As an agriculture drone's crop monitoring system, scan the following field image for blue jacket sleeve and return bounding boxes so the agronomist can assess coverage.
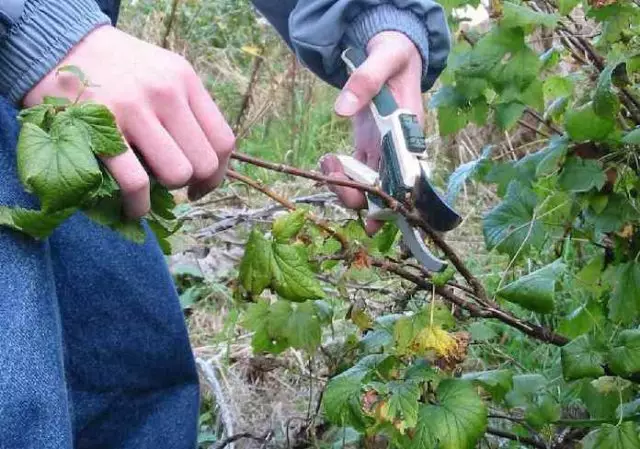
[0,0,110,105]
[251,0,451,92]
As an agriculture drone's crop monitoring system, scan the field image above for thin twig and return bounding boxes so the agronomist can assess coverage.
[230,152,402,213]
[487,426,547,449]
[196,358,237,449]
[226,169,349,248]
[161,0,180,49]
[235,54,264,134]
[213,431,273,449]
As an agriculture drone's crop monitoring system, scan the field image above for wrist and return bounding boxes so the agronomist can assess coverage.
[0,0,110,106]
[345,5,430,90]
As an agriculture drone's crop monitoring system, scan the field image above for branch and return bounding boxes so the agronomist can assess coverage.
[227,169,348,248]
[213,431,273,449]
[230,152,403,213]
[235,54,264,134]
[161,0,180,49]
[486,426,547,449]
[230,154,570,346]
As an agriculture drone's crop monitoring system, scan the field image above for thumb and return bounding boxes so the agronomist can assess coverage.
[334,45,406,117]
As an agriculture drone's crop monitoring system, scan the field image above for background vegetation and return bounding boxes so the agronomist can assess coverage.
[117,1,640,448]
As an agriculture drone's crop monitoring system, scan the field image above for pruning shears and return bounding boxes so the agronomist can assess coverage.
[338,47,462,272]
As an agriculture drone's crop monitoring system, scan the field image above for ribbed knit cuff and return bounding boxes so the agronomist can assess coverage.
[345,4,431,91]
[0,0,110,105]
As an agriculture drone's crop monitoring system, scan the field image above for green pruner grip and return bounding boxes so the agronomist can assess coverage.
[340,46,462,233]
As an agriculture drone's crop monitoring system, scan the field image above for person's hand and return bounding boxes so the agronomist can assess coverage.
[24,25,235,218]
[319,31,423,235]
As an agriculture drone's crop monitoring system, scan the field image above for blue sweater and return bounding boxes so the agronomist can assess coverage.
[0,0,450,105]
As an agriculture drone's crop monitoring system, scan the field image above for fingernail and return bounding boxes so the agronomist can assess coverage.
[334,90,360,116]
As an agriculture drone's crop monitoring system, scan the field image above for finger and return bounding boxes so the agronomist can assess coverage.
[352,109,381,171]
[157,97,219,186]
[186,75,236,199]
[123,110,194,189]
[387,73,425,124]
[100,147,150,219]
[319,154,367,210]
[334,45,409,117]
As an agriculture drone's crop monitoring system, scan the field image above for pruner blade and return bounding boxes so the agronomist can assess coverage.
[335,155,446,272]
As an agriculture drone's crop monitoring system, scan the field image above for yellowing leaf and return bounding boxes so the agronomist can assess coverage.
[241,45,262,57]
[414,326,457,357]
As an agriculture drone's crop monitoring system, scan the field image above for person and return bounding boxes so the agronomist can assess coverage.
[0,0,450,448]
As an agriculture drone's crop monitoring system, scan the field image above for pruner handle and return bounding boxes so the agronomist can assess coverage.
[341,47,399,118]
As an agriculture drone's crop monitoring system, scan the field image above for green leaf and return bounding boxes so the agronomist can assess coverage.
[238,230,272,295]
[17,122,102,212]
[324,361,376,429]
[412,380,487,449]
[594,63,621,118]
[622,128,640,144]
[18,103,54,127]
[286,301,322,351]
[243,300,289,354]
[565,102,616,142]
[460,27,525,79]
[267,300,293,338]
[0,206,75,239]
[525,395,561,429]
[271,244,325,301]
[386,380,420,428]
[446,146,493,205]
[57,65,87,83]
[370,222,399,254]
[559,299,605,339]
[468,322,498,342]
[607,329,640,377]
[581,422,640,449]
[463,369,514,401]
[501,2,559,31]
[558,0,580,15]
[437,106,468,136]
[43,96,71,106]
[483,181,544,258]
[558,157,606,193]
[561,335,605,380]
[497,259,565,313]
[540,47,562,71]
[495,102,527,130]
[580,377,633,420]
[429,86,467,109]
[608,262,640,324]
[272,209,306,243]
[149,182,177,221]
[536,136,569,177]
[505,374,547,408]
[543,75,574,101]
[55,103,128,157]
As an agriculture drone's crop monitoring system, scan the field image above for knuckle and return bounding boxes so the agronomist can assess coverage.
[217,128,236,156]
[177,56,196,79]
[147,81,179,104]
[162,163,194,188]
[192,156,218,181]
[112,95,144,117]
[120,172,150,196]
[353,71,381,95]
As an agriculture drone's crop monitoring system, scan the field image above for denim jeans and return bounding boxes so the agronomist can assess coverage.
[0,96,199,448]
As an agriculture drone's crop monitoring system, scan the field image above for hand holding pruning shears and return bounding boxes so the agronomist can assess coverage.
[320,31,461,271]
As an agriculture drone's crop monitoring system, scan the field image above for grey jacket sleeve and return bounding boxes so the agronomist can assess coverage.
[0,0,110,104]
[251,0,451,92]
